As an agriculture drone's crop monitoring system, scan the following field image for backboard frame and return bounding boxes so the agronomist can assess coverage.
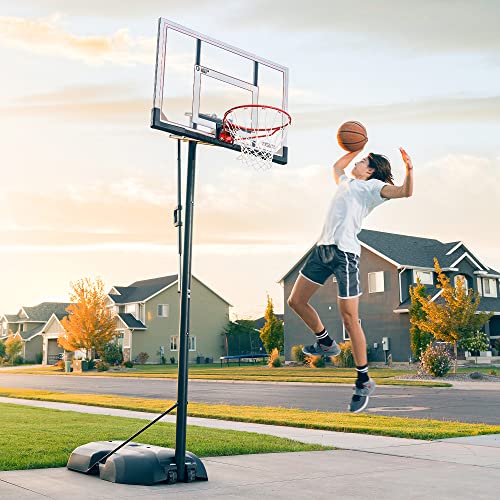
[150,18,289,165]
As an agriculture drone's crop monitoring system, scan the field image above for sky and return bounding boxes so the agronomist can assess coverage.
[1,1,499,319]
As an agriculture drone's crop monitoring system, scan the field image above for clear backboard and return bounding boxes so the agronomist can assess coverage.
[151,18,289,165]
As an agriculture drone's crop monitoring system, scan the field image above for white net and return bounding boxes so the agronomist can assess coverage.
[223,105,291,170]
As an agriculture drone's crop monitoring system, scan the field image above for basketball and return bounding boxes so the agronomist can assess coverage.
[337,121,368,152]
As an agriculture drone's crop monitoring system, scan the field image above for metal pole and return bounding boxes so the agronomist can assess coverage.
[175,139,197,480]
[175,139,183,293]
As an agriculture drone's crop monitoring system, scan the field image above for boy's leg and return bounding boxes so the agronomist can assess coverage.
[287,274,323,332]
[287,274,341,356]
[337,296,367,366]
[337,296,376,413]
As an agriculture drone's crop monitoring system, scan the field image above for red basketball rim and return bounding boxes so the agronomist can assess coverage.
[222,104,292,136]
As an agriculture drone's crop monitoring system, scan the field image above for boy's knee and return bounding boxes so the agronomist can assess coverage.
[287,295,301,311]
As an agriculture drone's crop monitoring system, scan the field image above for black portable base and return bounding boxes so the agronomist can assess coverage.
[67,441,208,485]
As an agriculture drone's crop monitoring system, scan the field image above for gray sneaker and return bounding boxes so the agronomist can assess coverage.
[302,340,341,357]
[348,378,376,413]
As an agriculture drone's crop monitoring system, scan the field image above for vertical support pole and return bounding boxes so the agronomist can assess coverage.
[175,139,197,480]
[176,139,183,293]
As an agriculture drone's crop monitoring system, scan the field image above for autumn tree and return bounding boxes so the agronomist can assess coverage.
[412,258,493,373]
[408,278,433,360]
[5,336,23,363]
[259,295,284,354]
[58,277,117,360]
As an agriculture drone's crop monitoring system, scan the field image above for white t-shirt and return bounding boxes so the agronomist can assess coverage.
[317,174,388,255]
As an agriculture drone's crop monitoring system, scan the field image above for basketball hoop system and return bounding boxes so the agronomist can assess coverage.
[220,104,292,170]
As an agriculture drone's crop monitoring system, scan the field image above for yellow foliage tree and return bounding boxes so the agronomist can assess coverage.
[58,277,117,360]
[412,258,493,373]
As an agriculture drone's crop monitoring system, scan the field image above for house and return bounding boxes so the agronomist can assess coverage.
[1,302,72,363]
[279,229,500,362]
[107,274,231,363]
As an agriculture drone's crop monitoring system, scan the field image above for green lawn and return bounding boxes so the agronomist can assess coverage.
[4,364,452,387]
[0,403,329,471]
[1,387,499,441]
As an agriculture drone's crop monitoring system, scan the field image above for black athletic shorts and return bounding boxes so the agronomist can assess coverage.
[299,244,361,299]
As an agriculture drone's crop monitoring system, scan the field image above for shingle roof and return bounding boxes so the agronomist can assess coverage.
[358,230,492,270]
[118,313,147,330]
[5,314,20,323]
[19,324,45,340]
[22,303,72,322]
[253,314,284,330]
[109,275,178,304]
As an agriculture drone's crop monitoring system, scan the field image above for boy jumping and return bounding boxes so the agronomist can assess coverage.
[287,147,413,412]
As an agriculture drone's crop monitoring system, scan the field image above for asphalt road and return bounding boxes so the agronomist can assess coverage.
[0,374,499,425]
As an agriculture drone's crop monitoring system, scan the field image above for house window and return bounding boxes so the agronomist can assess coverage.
[483,278,498,298]
[454,275,468,293]
[414,270,433,285]
[158,304,169,317]
[189,335,196,351]
[125,303,139,317]
[343,319,362,341]
[368,272,384,293]
[477,277,483,296]
[332,276,337,283]
[170,335,178,351]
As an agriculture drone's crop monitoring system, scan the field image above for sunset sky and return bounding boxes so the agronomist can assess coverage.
[1,1,499,319]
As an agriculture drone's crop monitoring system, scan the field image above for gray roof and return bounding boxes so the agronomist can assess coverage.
[19,324,45,340]
[5,314,20,323]
[358,229,492,271]
[110,275,178,304]
[118,313,147,330]
[253,314,284,330]
[22,302,72,322]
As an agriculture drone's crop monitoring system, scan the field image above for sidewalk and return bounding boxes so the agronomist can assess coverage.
[1,397,499,499]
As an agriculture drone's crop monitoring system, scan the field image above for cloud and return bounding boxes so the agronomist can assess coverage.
[294,96,500,129]
[237,0,500,54]
[0,163,332,248]
[0,14,155,64]
[11,1,210,18]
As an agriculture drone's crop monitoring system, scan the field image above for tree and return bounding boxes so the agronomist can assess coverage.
[412,258,493,373]
[259,295,284,354]
[5,336,23,363]
[0,340,6,359]
[58,277,117,360]
[408,278,433,360]
[461,330,489,364]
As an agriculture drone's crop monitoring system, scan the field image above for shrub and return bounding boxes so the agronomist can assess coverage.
[267,348,282,368]
[55,360,65,371]
[333,342,355,368]
[135,352,149,364]
[419,344,453,377]
[96,360,109,372]
[99,342,123,365]
[12,355,24,365]
[170,357,176,364]
[306,355,325,368]
[122,360,134,368]
[489,369,497,376]
[35,353,43,364]
[291,345,306,364]
[0,342,6,358]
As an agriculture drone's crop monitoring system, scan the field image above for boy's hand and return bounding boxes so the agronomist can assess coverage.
[399,147,413,170]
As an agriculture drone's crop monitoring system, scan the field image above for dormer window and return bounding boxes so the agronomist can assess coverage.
[125,303,139,317]
[483,278,498,298]
[413,270,433,285]
[454,275,468,293]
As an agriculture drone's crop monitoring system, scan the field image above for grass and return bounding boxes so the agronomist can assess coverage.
[1,387,499,441]
[0,403,329,471]
[3,364,452,387]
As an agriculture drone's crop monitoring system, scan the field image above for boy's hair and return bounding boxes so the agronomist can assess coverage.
[368,153,394,185]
